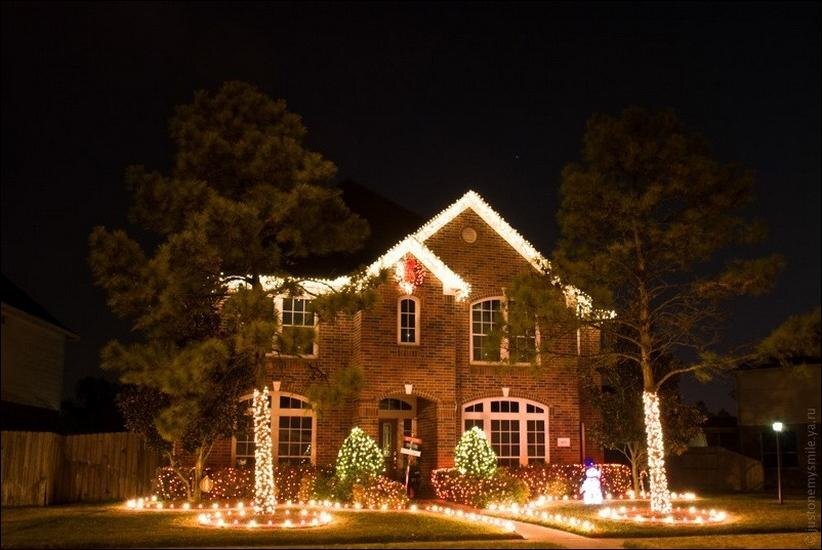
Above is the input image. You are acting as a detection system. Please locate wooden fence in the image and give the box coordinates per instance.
[1,431,163,506]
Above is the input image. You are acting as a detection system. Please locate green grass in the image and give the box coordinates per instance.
[485,494,821,538]
[0,504,520,549]
[623,531,821,549]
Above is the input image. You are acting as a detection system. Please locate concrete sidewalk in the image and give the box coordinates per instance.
[421,500,625,549]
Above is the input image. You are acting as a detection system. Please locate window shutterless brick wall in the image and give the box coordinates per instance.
[208,206,602,469]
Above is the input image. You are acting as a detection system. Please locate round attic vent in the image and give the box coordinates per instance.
[461,226,477,243]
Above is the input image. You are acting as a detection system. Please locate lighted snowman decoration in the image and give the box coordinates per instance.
[579,458,603,505]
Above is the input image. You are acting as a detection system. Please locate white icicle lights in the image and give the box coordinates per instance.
[253,387,276,514]
[642,391,672,513]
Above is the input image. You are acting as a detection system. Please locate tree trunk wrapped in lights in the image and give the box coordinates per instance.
[253,387,276,514]
[642,391,671,513]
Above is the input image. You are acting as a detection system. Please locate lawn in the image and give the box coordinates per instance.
[484,494,821,538]
[0,504,521,549]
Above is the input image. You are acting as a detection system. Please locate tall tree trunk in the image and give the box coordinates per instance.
[253,386,276,513]
[250,276,276,512]
[634,225,672,514]
[626,442,641,495]
[642,391,671,513]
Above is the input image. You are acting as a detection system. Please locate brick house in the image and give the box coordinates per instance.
[209,190,603,485]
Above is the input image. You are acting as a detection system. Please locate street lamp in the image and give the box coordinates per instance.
[772,421,784,504]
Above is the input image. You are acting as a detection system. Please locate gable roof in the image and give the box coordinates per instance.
[247,189,595,313]
[411,191,594,313]
[414,190,549,272]
[1,274,77,337]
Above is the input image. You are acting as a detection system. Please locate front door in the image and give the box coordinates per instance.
[379,419,397,460]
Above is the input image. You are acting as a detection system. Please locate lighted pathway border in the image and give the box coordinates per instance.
[421,500,624,549]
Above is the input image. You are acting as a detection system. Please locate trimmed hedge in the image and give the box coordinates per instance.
[509,463,632,499]
[351,476,410,509]
[432,463,632,507]
[431,468,529,508]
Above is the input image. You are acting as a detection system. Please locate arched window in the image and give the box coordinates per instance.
[233,391,316,467]
[462,397,549,467]
[398,296,420,344]
[274,393,315,465]
[379,398,413,411]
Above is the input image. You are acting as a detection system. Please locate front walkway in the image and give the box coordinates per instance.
[421,500,625,549]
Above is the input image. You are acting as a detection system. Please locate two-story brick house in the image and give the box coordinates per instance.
[210,190,603,485]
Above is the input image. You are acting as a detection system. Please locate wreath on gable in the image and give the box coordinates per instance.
[395,254,426,294]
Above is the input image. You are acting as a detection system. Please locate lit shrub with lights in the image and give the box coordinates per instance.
[152,467,191,500]
[210,467,254,500]
[431,468,529,508]
[334,427,384,499]
[454,427,497,478]
[508,463,632,499]
[351,476,410,509]
[273,464,314,501]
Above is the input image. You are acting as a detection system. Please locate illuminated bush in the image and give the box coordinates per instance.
[210,467,253,499]
[454,427,497,478]
[431,468,528,508]
[508,463,632,499]
[351,476,409,509]
[335,427,384,483]
[152,467,190,500]
[273,464,313,501]
[432,463,632,506]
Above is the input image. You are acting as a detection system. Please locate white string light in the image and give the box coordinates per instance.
[642,391,672,514]
[253,387,276,514]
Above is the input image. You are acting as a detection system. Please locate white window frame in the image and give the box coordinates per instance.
[397,295,421,345]
[233,389,317,466]
[469,297,538,365]
[273,295,319,358]
[461,396,550,466]
[231,395,256,467]
[273,390,317,465]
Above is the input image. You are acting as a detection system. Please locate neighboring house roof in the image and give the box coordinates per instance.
[1,274,77,338]
[735,357,822,371]
[287,180,424,277]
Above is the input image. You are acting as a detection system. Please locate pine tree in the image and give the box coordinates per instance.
[455,427,497,478]
[503,108,782,512]
[90,81,374,502]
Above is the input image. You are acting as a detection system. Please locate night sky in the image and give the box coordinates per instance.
[2,2,819,413]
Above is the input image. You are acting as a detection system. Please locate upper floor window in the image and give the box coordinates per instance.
[398,297,420,345]
[471,297,537,364]
[471,299,503,362]
[278,297,316,356]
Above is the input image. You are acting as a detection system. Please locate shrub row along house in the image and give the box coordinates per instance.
[208,190,603,489]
